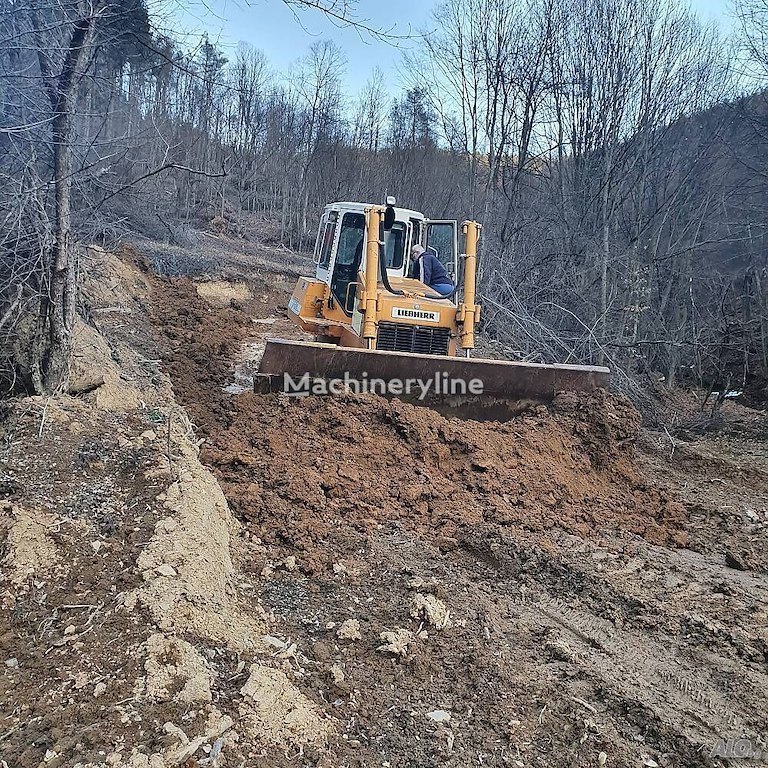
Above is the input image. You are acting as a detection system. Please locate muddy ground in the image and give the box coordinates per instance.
[1,234,767,768]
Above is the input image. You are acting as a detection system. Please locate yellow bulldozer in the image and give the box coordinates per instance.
[256,199,608,414]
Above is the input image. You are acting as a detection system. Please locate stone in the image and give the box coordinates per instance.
[330,664,345,685]
[377,629,413,656]
[410,593,452,630]
[336,619,362,642]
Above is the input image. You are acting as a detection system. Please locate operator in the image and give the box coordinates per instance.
[410,244,454,297]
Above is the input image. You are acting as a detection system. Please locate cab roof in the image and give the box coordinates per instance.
[325,201,426,221]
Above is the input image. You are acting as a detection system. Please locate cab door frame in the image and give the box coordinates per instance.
[314,209,341,286]
[422,219,459,285]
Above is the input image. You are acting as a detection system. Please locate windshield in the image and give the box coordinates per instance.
[335,213,406,271]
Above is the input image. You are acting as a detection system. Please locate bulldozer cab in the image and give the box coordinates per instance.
[313,202,430,315]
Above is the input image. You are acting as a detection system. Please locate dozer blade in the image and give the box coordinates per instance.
[255,338,610,419]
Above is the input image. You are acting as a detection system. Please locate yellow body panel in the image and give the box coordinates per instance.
[288,274,460,355]
[287,277,351,340]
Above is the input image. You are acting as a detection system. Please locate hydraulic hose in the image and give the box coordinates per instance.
[377,222,404,296]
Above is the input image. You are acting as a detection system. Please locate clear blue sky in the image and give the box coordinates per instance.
[164,0,733,96]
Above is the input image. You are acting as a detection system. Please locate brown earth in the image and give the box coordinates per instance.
[205,391,688,571]
[1,235,767,768]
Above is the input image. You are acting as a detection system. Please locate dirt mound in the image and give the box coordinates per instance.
[202,390,686,572]
[125,412,270,653]
[143,260,685,571]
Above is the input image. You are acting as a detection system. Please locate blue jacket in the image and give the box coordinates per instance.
[420,251,453,289]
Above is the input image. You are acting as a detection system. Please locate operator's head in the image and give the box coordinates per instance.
[411,245,425,260]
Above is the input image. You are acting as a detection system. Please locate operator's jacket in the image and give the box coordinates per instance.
[412,251,453,291]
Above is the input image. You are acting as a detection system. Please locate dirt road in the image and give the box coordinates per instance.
[1,237,766,767]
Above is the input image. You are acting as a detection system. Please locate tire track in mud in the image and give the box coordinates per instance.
[450,532,768,763]
[531,592,763,739]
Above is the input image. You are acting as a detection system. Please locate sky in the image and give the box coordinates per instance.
[164,0,734,96]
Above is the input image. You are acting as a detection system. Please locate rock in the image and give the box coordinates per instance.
[140,430,157,442]
[94,682,107,698]
[426,710,451,723]
[338,465,360,482]
[204,709,234,739]
[337,619,362,642]
[165,735,207,764]
[64,625,77,636]
[127,753,151,768]
[163,721,189,744]
[545,638,577,663]
[4,657,18,668]
[330,664,345,684]
[642,758,659,768]
[312,641,332,661]
[91,541,105,554]
[209,736,225,761]
[598,752,608,765]
[145,635,212,704]
[156,564,177,577]
[410,593,452,630]
[377,628,413,656]
[725,549,755,571]
[239,665,331,749]
[332,561,348,575]
[280,555,297,572]
[262,635,288,650]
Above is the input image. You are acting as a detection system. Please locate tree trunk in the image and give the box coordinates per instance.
[33,3,101,393]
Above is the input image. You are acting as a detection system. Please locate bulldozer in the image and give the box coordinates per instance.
[255,199,609,414]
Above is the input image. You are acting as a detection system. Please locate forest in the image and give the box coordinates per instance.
[1,0,767,404]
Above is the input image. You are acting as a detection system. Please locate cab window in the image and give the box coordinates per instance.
[336,212,365,265]
[383,222,406,270]
[317,211,338,269]
[331,212,365,314]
